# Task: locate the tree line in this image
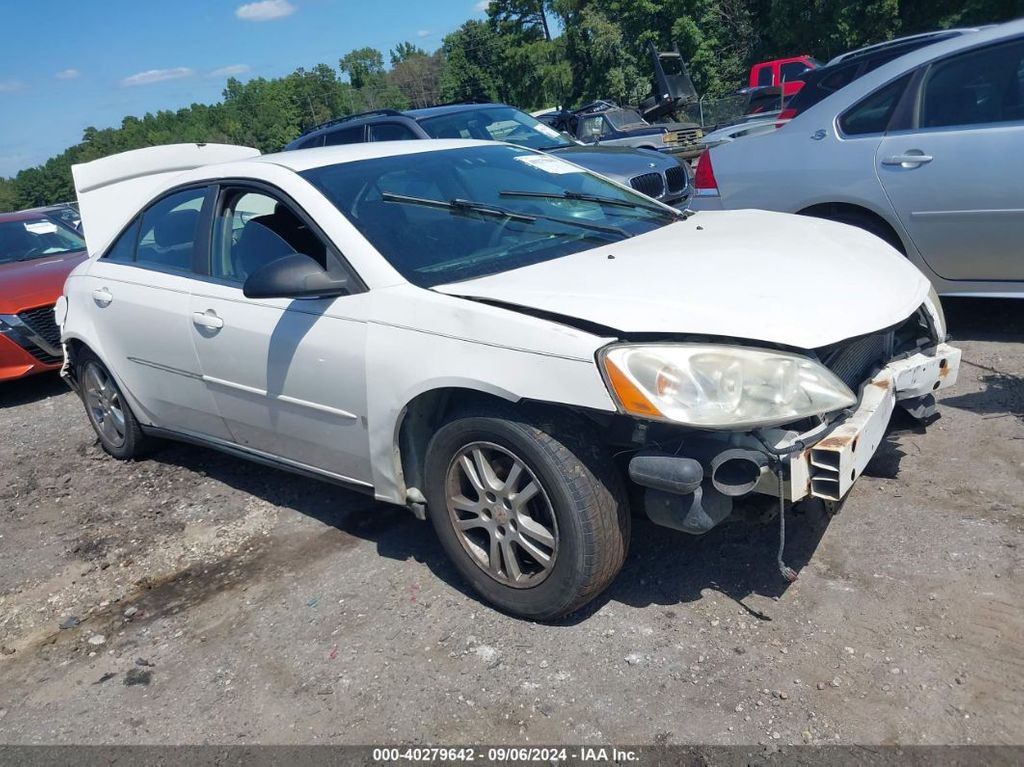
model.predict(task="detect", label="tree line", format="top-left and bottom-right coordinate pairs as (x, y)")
top-left (1, 0), bottom-right (1019, 212)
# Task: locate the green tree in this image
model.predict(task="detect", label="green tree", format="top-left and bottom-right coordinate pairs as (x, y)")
top-left (390, 41), bottom-right (428, 65)
top-left (440, 20), bottom-right (506, 102)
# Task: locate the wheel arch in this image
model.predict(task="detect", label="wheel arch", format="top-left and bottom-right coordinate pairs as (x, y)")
top-left (797, 201), bottom-right (907, 255)
top-left (392, 384), bottom-right (521, 507)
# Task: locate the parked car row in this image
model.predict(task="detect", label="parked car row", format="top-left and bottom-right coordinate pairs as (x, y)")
top-left (10, 22), bottom-right (1018, 621)
top-left (285, 103), bottom-right (692, 207)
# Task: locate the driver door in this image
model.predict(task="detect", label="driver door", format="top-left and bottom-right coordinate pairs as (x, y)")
top-left (187, 185), bottom-right (373, 485)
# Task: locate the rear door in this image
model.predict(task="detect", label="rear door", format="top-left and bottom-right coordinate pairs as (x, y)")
top-left (187, 184), bottom-right (372, 485)
top-left (875, 37), bottom-right (1024, 281)
top-left (80, 186), bottom-right (233, 439)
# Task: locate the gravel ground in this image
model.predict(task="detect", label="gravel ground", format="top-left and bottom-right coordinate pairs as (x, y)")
top-left (0, 299), bottom-right (1021, 747)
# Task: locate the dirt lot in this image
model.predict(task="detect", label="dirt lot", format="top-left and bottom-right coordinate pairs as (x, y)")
top-left (0, 299), bottom-right (1021, 747)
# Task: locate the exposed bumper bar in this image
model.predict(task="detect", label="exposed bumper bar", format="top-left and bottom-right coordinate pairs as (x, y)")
top-left (781, 342), bottom-right (961, 502)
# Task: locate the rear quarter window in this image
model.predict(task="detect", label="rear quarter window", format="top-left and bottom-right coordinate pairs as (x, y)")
top-left (839, 73), bottom-right (912, 135)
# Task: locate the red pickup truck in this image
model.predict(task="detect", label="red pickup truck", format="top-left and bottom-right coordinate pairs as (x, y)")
top-left (748, 56), bottom-right (820, 96)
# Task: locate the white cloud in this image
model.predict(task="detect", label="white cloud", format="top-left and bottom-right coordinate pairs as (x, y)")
top-left (55, 69), bottom-right (80, 80)
top-left (235, 0), bottom-right (296, 22)
top-left (208, 64), bottom-right (251, 78)
top-left (473, 0), bottom-right (489, 11)
top-left (416, 29), bottom-right (432, 38)
top-left (0, 80), bottom-right (23, 93)
top-left (121, 67), bottom-right (195, 87)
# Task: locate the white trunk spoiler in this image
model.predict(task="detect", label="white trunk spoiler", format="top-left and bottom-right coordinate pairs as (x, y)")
top-left (71, 143), bottom-right (260, 256)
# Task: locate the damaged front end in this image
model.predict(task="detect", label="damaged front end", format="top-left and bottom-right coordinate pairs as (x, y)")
top-left (602, 300), bottom-right (960, 576)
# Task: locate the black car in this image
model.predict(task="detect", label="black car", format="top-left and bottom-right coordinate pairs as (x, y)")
top-left (780, 29), bottom-right (979, 121)
top-left (284, 103), bottom-right (690, 206)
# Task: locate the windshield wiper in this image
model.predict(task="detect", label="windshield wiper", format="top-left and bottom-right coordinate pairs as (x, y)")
top-left (381, 192), bottom-right (627, 237)
top-left (499, 189), bottom-right (681, 217)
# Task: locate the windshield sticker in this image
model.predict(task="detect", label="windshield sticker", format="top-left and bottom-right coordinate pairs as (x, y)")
top-left (25, 221), bottom-right (58, 234)
top-left (534, 123), bottom-right (562, 139)
top-left (514, 154), bottom-right (581, 174)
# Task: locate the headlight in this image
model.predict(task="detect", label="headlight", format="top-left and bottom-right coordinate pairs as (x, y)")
top-left (600, 344), bottom-right (857, 429)
top-left (925, 285), bottom-right (946, 340)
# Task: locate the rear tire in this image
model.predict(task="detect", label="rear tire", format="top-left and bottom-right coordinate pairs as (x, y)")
top-left (77, 350), bottom-right (157, 460)
top-left (423, 406), bottom-right (630, 621)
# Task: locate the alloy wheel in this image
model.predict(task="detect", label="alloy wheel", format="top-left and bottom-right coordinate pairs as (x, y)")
top-left (445, 441), bottom-right (559, 588)
top-left (82, 362), bottom-right (127, 448)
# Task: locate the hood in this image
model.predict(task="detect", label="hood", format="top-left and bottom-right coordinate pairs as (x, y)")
top-left (434, 210), bottom-right (929, 350)
top-left (0, 251), bottom-right (87, 311)
top-left (547, 145), bottom-right (677, 177)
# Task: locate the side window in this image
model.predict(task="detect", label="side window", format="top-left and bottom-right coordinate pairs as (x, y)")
top-left (136, 188), bottom-right (206, 271)
top-left (323, 126), bottom-right (365, 146)
top-left (580, 115), bottom-right (604, 139)
top-left (368, 122), bottom-right (417, 141)
top-left (757, 66), bottom-right (773, 87)
top-left (780, 61), bottom-right (808, 82)
top-left (839, 73), bottom-right (912, 136)
top-left (212, 190), bottom-right (329, 283)
top-left (920, 39), bottom-right (1024, 129)
top-left (102, 219), bottom-right (140, 263)
top-left (298, 134), bottom-right (325, 149)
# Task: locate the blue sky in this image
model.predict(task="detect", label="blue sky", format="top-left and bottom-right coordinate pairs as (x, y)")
top-left (0, 0), bottom-right (489, 177)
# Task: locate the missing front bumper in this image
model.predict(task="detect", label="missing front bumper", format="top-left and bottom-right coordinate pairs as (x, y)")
top-left (784, 342), bottom-right (961, 503)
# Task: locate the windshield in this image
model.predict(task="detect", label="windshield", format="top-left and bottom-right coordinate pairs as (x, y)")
top-left (0, 216), bottom-right (86, 264)
top-left (417, 106), bottom-right (574, 151)
top-left (605, 109), bottom-right (647, 129)
top-left (302, 145), bottom-right (679, 288)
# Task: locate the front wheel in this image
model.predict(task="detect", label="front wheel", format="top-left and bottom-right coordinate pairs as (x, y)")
top-left (423, 408), bottom-right (630, 620)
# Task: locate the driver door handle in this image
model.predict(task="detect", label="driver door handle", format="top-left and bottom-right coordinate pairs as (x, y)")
top-left (92, 288), bottom-right (113, 307)
top-left (191, 311), bottom-right (224, 330)
top-left (882, 153), bottom-right (933, 167)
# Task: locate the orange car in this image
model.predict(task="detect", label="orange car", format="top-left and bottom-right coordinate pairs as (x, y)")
top-left (0, 210), bottom-right (88, 381)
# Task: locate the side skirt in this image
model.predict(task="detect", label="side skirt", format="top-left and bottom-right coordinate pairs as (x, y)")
top-left (141, 425), bottom-right (377, 498)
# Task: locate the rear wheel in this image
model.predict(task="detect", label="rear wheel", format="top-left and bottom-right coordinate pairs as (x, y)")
top-left (78, 351), bottom-right (156, 459)
top-left (423, 408), bottom-right (629, 621)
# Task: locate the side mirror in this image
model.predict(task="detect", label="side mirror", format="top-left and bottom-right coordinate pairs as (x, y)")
top-left (242, 253), bottom-right (349, 299)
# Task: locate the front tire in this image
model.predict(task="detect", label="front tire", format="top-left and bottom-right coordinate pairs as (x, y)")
top-left (77, 351), bottom-right (156, 459)
top-left (423, 407), bottom-right (629, 621)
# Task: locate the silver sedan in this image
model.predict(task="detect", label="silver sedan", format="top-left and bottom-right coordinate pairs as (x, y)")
top-left (689, 20), bottom-right (1024, 297)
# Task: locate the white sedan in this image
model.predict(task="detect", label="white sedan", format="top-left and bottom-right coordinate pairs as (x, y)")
top-left (60, 139), bottom-right (959, 619)
top-left (691, 19), bottom-right (1024, 298)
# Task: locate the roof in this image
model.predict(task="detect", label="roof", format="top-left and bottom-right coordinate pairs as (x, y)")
top-left (404, 103), bottom-right (511, 120)
top-left (806, 18), bottom-right (1024, 114)
top-left (0, 210), bottom-right (56, 223)
top-left (827, 28), bottom-right (981, 65)
top-left (257, 138), bottom-right (495, 172)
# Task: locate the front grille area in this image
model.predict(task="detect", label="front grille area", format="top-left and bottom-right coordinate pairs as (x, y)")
top-left (674, 127), bottom-right (704, 148)
top-left (22, 342), bottom-right (61, 365)
top-left (630, 172), bottom-right (665, 199)
top-left (14, 305), bottom-right (62, 364)
top-left (17, 305), bottom-right (60, 348)
top-left (665, 165), bottom-right (688, 194)
top-left (821, 331), bottom-right (893, 390)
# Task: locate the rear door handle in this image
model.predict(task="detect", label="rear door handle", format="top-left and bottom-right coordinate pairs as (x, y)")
top-left (92, 288), bottom-right (113, 307)
top-left (191, 311), bottom-right (224, 330)
top-left (882, 153), bottom-right (933, 167)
